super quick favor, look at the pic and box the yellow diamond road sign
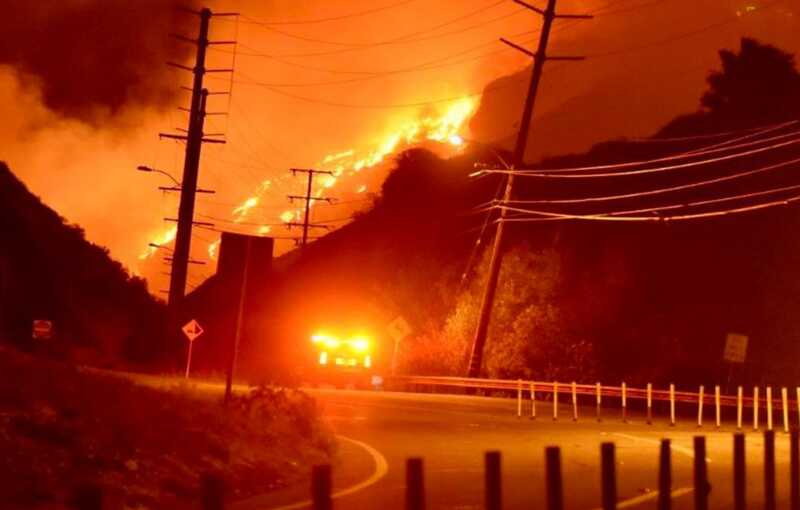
[182,319,204,342]
[387,316,412,342]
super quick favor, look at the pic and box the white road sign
[724,333,748,363]
[182,319,204,342]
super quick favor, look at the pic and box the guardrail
[389,375,800,431]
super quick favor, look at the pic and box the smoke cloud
[2,0,201,124]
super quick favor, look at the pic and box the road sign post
[387,316,412,375]
[182,319,204,378]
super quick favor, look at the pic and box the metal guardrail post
[733,433,745,510]
[531,382,537,420]
[737,386,743,430]
[715,386,721,428]
[485,451,502,510]
[601,442,617,510]
[596,383,602,422]
[572,382,578,422]
[755,387,760,431]
[697,385,705,428]
[517,379,522,418]
[312,465,332,510]
[553,382,559,421]
[669,384,676,427]
[406,458,425,510]
[621,382,627,423]
[646,383,653,425]
[545,447,563,510]
[694,436,708,510]
[783,388,790,433]
[765,430,776,510]
[658,439,671,510]
[767,387,774,431]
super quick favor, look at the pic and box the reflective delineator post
[311,465,332,510]
[572,382,578,422]
[621,382,627,423]
[601,443,617,510]
[697,385,705,428]
[669,384,676,427]
[517,379,522,418]
[647,383,653,425]
[596,382,602,422]
[754,387,760,431]
[737,386,743,430]
[694,436,709,510]
[531,382,537,420]
[485,451,502,510]
[783,387,790,433]
[733,434,745,510]
[767,387,774,431]
[553,382,559,421]
[545,447,563,510]
[406,458,425,510]
[658,439,671,510]
[765,430,776,510]
[715,385,721,429]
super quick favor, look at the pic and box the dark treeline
[0,165,169,367]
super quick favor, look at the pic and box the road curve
[275,388,797,510]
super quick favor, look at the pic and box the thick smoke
[2,0,201,124]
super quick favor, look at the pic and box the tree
[401,243,594,381]
[659,38,800,136]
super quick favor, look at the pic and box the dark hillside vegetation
[0,163,169,366]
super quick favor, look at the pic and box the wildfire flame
[140,97,476,274]
[139,226,177,260]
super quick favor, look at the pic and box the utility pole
[287,168,335,246]
[466,0,592,378]
[137,7,238,351]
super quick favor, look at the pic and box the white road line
[613,432,706,462]
[266,435,389,510]
[590,487,694,510]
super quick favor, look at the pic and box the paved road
[245,389,797,510]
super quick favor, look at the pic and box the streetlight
[136,165,181,186]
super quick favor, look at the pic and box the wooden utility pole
[466,0,592,378]
[287,168,335,246]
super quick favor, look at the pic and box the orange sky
[2,0,797,294]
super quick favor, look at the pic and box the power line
[497,155,800,206]
[491,134,800,179]
[257,0,510,58]
[497,192,800,223]
[240,0,418,26]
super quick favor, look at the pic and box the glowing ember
[258,225,271,235]
[280,210,295,223]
